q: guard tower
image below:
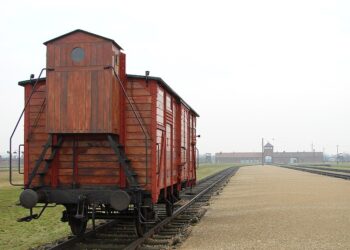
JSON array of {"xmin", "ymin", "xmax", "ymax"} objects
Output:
[{"xmin": 264, "ymin": 143, "xmax": 274, "ymax": 163}]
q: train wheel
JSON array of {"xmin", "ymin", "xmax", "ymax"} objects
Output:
[
  {"xmin": 135, "ymin": 218, "xmax": 146, "ymax": 237},
  {"xmin": 68, "ymin": 217, "xmax": 87, "ymax": 236},
  {"xmin": 135, "ymin": 208, "xmax": 147, "ymax": 237},
  {"xmin": 135, "ymin": 206, "xmax": 154, "ymax": 237},
  {"xmin": 166, "ymin": 201, "xmax": 174, "ymax": 217}
]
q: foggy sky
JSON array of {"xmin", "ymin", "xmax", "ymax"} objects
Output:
[{"xmin": 1, "ymin": 0, "xmax": 349, "ymax": 156}]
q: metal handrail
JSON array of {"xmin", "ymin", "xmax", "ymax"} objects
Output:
[
  {"xmin": 18, "ymin": 144, "xmax": 24, "ymax": 174},
  {"xmin": 9, "ymin": 68, "xmax": 51, "ymax": 186},
  {"xmin": 106, "ymin": 66, "xmax": 151, "ymax": 186}
]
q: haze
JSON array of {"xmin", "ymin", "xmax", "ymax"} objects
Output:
[{"xmin": 0, "ymin": 0, "xmax": 349, "ymax": 155}]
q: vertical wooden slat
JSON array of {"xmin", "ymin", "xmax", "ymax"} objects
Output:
[
  {"xmin": 85, "ymin": 72, "xmax": 91, "ymax": 131},
  {"xmin": 91, "ymin": 45, "xmax": 97, "ymax": 65},
  {"xmin": 77, "ymin": 71, "xmax": 84, "ymax": 131},
  {"xmin": 98, "ymin": 70, "xmax": 105, "ymax": 131},
  {"xmin": 105, "ymin": 71, "xmax": 111, "ymax": 132},
  {"xmin": 59, "ymin": 72, "xmax": 68, "ymax": 132},
  {"xmin": 90, "ymin": 71, "xmax": 98, "ymax": 132},
  {"xmin": 47, "ymin": 45, "xmax": 55, "ymax": 68},
  {"xmin": 96, "ymin": 43, "xmax": 103, "ymax": 65},
  {"xmin": 67, "ymin": 71, "xmax": 75, "ymax": 132},
  {"xmin": 54, "ymin": 46, "xmax": 60, "ymax": 67},
  {"xmin": 60, "ymin": 44, "xmax": 67, "ymax": 67},
  {"xmin": 54, "ymin": 72, "xmax": 61, "ymax": 132},
  {"xmin": 46, "ymin": 72, "xmax": 51, "ymax": 131}
]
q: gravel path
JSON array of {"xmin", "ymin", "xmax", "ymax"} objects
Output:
[{"xmin": 180, "ymin": 165, "xmax": 350, "ymax": 250}]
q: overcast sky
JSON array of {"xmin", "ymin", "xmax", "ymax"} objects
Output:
[{"xmin": 1, "ymin": 0, "xmax": 349, "ymax": 155}]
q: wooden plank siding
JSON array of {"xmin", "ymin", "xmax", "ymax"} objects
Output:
[
  {"xmin": 124, "ymin": 79, "xmax": 153, "ymax": 189},
  {"xmin": 24, "ymin": 82, "xmax": 51, "ymax": 187},
  {"xmin": 178, "ymin": 103, "xmax": 197, "ymax": 184},
  {"xmin": 24, "ymin": 80, "xmax": 121, "ymax": 187},
  {"xmin": 46, "ymin": 31, "xmax": 121, "ymax": 134},
  {"xmin": 55, "ymin": 135, "xmax": 120, "ymax": 186},
  {"xmin": 23, "ymin": 78, "xmax": 196, "ymax": 195},
  {"xmin": 46, "ymin": 70, "xmax": 119, "ymax": 133},
  {"xmin": 154, "ymin": 85, "xmax": 180, "ymax": 194}
]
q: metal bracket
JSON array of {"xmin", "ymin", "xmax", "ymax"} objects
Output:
[
  {"xmin": 17, "ymin": 203, "xmax": 48, "ymax": 222},
  {"xmin": 75, "ymin": 195, "xmax": 87, "ymax": 219}
]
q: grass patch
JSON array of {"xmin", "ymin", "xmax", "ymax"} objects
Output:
[
  {"xmin": 0, "ymin": 170, "xmax": 69, "ymax": 250},
  {"xmin": 0, "ymin": 170, "xmax": 23, "ymax": 188},
  {"xmin": 196, "ymin": 163, "xmax": 246, "ymax": 180},
  {"xmin": 0, "ymin": 187, "xmax": 69, "ymax": 250}
]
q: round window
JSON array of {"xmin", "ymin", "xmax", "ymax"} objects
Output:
[{"xmin": 71, "ymin": 47, "xmax": 85, "ymax": 62}]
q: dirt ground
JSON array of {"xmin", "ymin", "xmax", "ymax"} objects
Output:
[{"xmin": 180, "ymin": 165, "xmax": 350, "ymax": 250}]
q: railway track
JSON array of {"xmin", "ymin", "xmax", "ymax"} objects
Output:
[
  {"xmin": 276, "ymin": 164, "xmax": 350, "ymax": 180},
  {"xmin": 41, "ymin": 167, "xmax": 239, "ymax": 250},
  {"xmin": 289, "ymin": 165, "xmax": 350, "ymax": 174}
]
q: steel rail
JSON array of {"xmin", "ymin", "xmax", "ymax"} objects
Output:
[
  {"xmin": 276, "ymin": 164, "xmax": 350, "ymax": 180},
  {"xmin": 124, "ymin": 167, "xmax": 238, "ymax": 250},
  {"xmin": 290, "ymin": 165, "xmax": 350, "ymax": 174},
  {"xmin": 49, "ymin": 220, "xmax": 118, "ymax": 250}
]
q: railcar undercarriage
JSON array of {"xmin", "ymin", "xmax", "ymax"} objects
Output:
[{"xmin": 18, "ymin": 186, "xmax": 179, "ymax": 236}]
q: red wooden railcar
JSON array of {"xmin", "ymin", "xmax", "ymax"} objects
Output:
[{"xmin": 16, "ymin": 30, "xmax": 198, "ymax": 235}]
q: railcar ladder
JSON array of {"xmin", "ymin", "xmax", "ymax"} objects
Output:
[
  {"xmin": 107, "ymin": 135, "xmax": 139, "ymax": 188},
  {"xmin": 26, "ymin": 135, "xmax": 63, "ymax": 188}
]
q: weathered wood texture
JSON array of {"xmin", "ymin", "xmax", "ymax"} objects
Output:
[
  {"xmin": 46, "ymin": 31, "xmax": 120, "ymax": 134},
  {"xmin": 125, "ymin": 79, "xmax": 153, "ymax": 188},
  {"xmin": 153, "ymin": 83, "xmax": 198, "ymax": 199},
  {"xmin": 55, "ymin": 135, "xmax": 120, "ymax": 186},
  {"xmin": 24, "ymin": 82, "xmax": 51, "ymax": 186},
  {"xmin": 23, "ymin": 78, "xmax": 197, "ymax": 193},
  {"xmin": 155, "ymin": 86, "xmax": 177, "ymax": 191},
  {"xmin": 24, "ymin": 82, "xmax": 121, "ymax": 187},
  {"xmin": 178, "ymin": 104, "xmax": 197, "ymax": 183}
]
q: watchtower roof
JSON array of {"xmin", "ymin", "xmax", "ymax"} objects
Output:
[{"xmin": 265, "ymin": 143, "xmax": 273, "ymax": 147}]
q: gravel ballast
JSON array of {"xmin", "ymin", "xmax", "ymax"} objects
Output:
[{"xmin": 180, "ymin": 165, "xmax": 350, "ymax": 250}]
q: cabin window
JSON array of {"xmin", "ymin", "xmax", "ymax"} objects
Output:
[{"xmin": 71, "ymin": 47, "xmax": 85, "ymax": 62}]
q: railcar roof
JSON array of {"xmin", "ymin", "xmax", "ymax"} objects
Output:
[
  {"xmin": 18, "ymin": 77, "xmax": 46, "ymax": 86},
  {"xmin": 43, "ymin": 29, "xmax": 123, "ymax": 50},
  {"xmin": 18, "ymin": 75, "xmax": 199, "ymax": 117},
  {"xmin": 127, "ymin": 74, "xmax": 199, "ymax": 117}
]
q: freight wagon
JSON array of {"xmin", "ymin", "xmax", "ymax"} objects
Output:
[{"xmin": 10, "ymin": 29, "xmax": 199, "ymax": 236}]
